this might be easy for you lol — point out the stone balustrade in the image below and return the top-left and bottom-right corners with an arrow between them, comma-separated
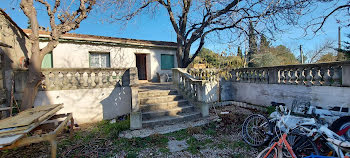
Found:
187,68 -> 219,82
229,61 -> 350,87
14,67 -> 137,92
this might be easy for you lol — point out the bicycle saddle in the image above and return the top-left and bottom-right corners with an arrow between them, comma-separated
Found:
327,138 -> 350,148
271,102 -> 285,107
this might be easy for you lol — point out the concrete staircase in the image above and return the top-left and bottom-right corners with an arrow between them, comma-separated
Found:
138,88 -> 201,127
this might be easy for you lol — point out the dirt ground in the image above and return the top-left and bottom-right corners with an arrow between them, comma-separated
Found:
0,105 -> 265,158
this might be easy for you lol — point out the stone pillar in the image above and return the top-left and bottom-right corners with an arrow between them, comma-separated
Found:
130,86 -> 142,129
200,103 -> 209,117
268,69 -> 279,84
342,64 -> 350,87
122,67 -> 138,86
172,68 -> 179,85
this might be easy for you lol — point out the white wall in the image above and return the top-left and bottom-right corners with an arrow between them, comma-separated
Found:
39,42 -> 177,81
33,87 -> 131,124
221,82 -> 350,109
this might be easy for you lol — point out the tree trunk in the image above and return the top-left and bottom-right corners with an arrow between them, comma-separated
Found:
21,49 -> 44,110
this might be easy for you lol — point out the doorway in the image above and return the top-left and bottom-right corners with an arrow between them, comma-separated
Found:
136,54 -> 147,80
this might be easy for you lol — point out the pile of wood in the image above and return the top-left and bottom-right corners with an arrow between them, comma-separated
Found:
0,104 -> 63,147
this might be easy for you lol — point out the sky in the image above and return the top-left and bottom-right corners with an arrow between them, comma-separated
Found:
1,0 -> 349,58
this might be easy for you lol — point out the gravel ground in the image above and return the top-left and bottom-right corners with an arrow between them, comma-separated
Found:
0,104 -> 265,158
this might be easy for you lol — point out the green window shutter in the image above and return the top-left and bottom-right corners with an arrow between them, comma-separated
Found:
41,52 -> 53,68
161,54 -> 174,70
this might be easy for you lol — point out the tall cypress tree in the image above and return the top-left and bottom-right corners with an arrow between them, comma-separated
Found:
247,21 -> 257,67
237,46 -> 243,59
259,34 -> 270,54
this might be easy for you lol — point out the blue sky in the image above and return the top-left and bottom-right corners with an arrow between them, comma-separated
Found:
1,0 -> 349,57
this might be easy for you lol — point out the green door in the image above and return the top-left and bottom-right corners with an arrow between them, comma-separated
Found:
41,52 -> 53,68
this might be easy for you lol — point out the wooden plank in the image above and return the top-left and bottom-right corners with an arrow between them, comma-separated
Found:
0,134 -> 23,147
0,104 -> 62,130
0,113 -> 73,156
0,106 -> 63,136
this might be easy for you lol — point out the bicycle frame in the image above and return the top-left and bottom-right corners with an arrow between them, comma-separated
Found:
263,133 -> 297,158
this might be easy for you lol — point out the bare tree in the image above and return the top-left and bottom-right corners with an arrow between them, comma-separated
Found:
306,40 -> 336,63
20,0 -> 95,110
104,0 -> 317,68
305,0 -> 350,33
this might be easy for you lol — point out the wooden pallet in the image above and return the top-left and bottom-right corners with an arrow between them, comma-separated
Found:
0,113 -> 74,158
0,104 -> 63,146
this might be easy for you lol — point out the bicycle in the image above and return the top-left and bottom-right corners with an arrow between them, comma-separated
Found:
256,111 -> 320,158
242,101 -> 350,147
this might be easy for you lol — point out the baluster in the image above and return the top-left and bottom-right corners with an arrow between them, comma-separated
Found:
86,70 -> 92,88
110,71 -> 117,87
298,68 -> 305,85
313,67 -> 322,86
331,66 -> 341,86
231,70 -> 237,82
285,69 -> 291,84
98,71 -> 103,88
262,70 -> 268,83
290,68 -> 297,85
103,71 -> 109,88
61,71 -> 68,89
280,69 -> 285,84
246,70 -> 251,83
305,68 -> 313,86
323,66 -> 332,86
92,72 -> 98,88
252,70 -> 256,83
83,72 -> 89,87
52,71 -> 60,90
57,71 -> 64,89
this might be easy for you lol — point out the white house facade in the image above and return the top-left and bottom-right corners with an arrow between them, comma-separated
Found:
23,29 -> 178,82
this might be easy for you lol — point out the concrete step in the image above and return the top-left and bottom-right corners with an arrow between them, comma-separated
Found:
142,112 -> 201,127
141,100 -> 189,112
142,105 -> 195,120
138,90 -> 177,98
139,95 -> 183,104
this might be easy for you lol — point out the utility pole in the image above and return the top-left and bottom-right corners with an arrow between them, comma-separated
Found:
300,45 -> 304,64
337,26 -> 343,61
338,26 -> 341,51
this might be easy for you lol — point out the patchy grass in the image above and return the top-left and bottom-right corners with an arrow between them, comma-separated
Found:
186,137 -> 201,154
165,129 -> 190,140
0,105 -> 261,158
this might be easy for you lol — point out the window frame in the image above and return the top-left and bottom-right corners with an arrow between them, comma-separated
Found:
89,51 -> 111,68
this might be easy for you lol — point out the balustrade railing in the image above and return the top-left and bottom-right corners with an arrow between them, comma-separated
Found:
187,68 -> 219,81
14,67 -> 137,91
229,61 -> 350,87
173,68 -> 210,102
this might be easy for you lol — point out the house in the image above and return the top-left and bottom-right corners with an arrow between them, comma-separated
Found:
22,29 -> 178,82
0,9 -> 32,116
0,9 -> 181,123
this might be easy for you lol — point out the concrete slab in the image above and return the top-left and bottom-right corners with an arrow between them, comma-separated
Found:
167,140 -> 188,152
119,116 -> 216,138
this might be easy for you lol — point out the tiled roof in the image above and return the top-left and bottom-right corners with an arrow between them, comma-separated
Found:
23,29 -> 178,48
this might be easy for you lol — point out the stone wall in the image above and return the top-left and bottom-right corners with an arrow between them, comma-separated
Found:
221,61 -> 350,109
0,10 -> 32,108
14,67 -> 138,124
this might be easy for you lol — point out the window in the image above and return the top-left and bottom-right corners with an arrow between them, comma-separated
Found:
161,54 -> 174,70
89,52 -> 110,68
41,52 -> 53,68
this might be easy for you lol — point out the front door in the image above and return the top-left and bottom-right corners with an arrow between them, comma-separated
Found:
136,54 -> 147,80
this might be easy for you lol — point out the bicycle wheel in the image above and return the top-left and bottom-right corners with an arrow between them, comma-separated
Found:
268,131 -> 320,158
256,146 -> 280,158
242,114 -> 272,147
